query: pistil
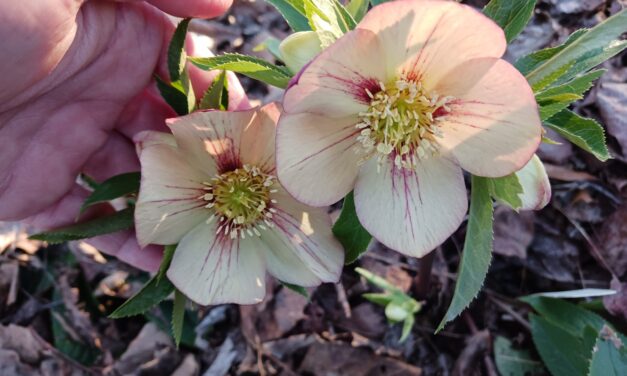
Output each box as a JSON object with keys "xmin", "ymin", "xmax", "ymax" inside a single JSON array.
[
  {"xmin": 200, "ymin": 164, "xmax": 277, "ymax": 239},
  {"xmin": 356, "ymin": 77, "xmax": 453, "ymax": 169}
]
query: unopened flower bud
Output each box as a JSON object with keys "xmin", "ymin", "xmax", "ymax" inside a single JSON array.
[{"xmin": 279, "ymin": 31, "xmax": 323, "ymax": 74}]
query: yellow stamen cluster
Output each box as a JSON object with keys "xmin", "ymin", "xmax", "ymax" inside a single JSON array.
[
  {"xmin": 356, "ymin": 78, "xmax": 453, "ymax": 169},
  {"xmin": 201, "ymin": 164, "xmax": 277, "ymax": 239}
]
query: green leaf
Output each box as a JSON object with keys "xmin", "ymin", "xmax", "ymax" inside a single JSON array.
[
  {"xmin": 520, "ymin": 296, "xmax": 626, "ymax": 340},
  {"xmin": 400, "ymin": 313, "xmax": 414, "ymax": 343},
  {"xmin": 588, "ymin": 326, "xmax": 627, "ymax": 376},
  {"xmin": 544, "ymin": 110, "xmax": 610, "ymax": 161},
  {"xmin": 437, "ymin": 176, "xmax": 494, "ymax": 332},
  {"xmin": 369, "ymin": 0, "xmax": 389, "ymax": 5},
  {"xmin": 536, "ymin": 70, "xmax": 605, "ymax": 120},
  {"xmin": 346, "ymin": 0, "xmax": 369, "ymax": 22},
  {"xmin": 179, "ymin": 68, "xmax": 196, "ymax": 113},
  {"xmin": 358, "ymin": 267, "xmax": 420, "ymax": 343},
  {"xmin": 538, "ymin": 93, "xmax": 583, "ymax": 120},
  {"xmin": 80, "ymin": 172, "xmax": 140, "ymax": 213},
  {"xmin": 146, "ymin": 300, "xmax": 197, "ymax": 348},
  {"xmin": 189, "ymin": 54, "xmax": 292, "ymax": 89},
  {"xmin": 157, "ymin": 244, "xmax": 177, "ymax": 282},
  {"xmin": 494, "ymin": 336, "xmax": 544, "ymax": 376},
  {"xmin": 265, "ymin": 0, "xmax": 311, "ymax": 32},
  {"xmin": 168, "ymin": 18, "xmax": 191, "ymax": 83},
  {"xmin": 483, "ymin": 0, "xmax": 537, "ymax": 43},
  {"xmin": 199, "ymin": 70, "xmax": 229, "ymax": 110},
  {"xmin": 331, "ymin": 0, "xmax": 357, "ymax": 32},
  {"xmin": 254, "ymin": 36, "xmax": 283, "ymax": 60},
  {"xmin": 516, "ymin": 30, "xmax": 586, "ymax": 76},
  {"xmin": 155, "ymin": 74, "xmax": 190, "ymax": 115},
  {"xmin": 51, "ymin": 290, "xmax": 101, "ymax": 366},
  {"xmin": 521, "ymin": 9, "xmax": 627, "ymax": 90},
  {"xmin": 530, "ymin": 314, "xmax": 593, "ymax": 376},
  {"xmin": 535, "ymin": 288, "xmax": 617, "ymax": 299},
  {"xmin": 304, "ymin": 0, "xmax": 343, "ymax": 45},
  {"xmin": 333, "ymin": 192, "xmax": 372, "ymax": 264},
  {"xmin": 362, "ymin": 292, "xmax": 394, "ymax": 306},
  {"xmin": 109, "ymin": 276, "xmax": 175, "ymax": 318},
  {"xmin": 281, "ymin": 281, "xmax": 309, "ymax": 298},
  {"xmin": 487, "ymin": 173, "xmax": 523, "ymax": 210},
  {"xmin": 356, "ymin": 267, "xmax": 403, "ymax": 295},
  {"xmin": 30, "ymin": 208, "xmax": 134, "ymax": 243},
  {"xmin": 172, "ymin": 290, "xmax": 186, "ymax": 348}
]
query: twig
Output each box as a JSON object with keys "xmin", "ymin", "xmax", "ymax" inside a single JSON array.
[
  {"xmin": 363, "ymin": 252, "xmax": 457, "ymax": 280},
  {"xmin": 555, "ymin": 206, "xmax": 618, "ymax": 279},
  {"xmin": 462, "ymin": 313, "xmax": 498, "ymax": 376},
  {"xmin": 242, "ymin": 334, "xmax": 298, "ymax": 376},
  {"xmin": 29, "ymin": 327, "xmax": 98, "ymax": 375},
  {"xmin": 335, "ymin": 282, "xmax": 351, "ymax": 318},
  {"xmin": 488, "ymin": 295, "xmax": 531, "ymax": 331},
  {"xmin": 412, "ymin": 251, "xmax": 435, "ymax": 300}
]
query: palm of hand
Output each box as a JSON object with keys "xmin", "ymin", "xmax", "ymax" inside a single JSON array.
[{"xmin": 0, "ymin": 0, "xmax": 239, "ymax": 270}]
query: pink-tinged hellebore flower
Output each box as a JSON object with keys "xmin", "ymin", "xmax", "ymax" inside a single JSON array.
[
  {"xmin": 276, "ymin": 0, "xmax": 542, "ymax": 257},
  {"xmin": 516, "ymin": 155, "xmax": 551, "ymax": 211},
  {"xmin": 134, "ymin": 104, "xmax": 344, "ymax": 305}
]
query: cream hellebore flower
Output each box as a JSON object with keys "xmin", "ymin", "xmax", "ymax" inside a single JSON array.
[
  {"xmin": 516, "ymin": 154, "xmax": 551, "ymax": 211},
  {"xmin": 276, "ymin": 0, "xmax": 543, "ymax": 257},
  {"xmin": 134, "ymin": 104, "xmax": 343, "ymax": 305}
]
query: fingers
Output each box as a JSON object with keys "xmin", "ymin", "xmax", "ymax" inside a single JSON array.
[
  {"xmin": 83, "ymin": 131, "xmax": 141, "ymax": 181},
  {"xmin": 88, "ymin": 232, "xmax": 162, "ymax": 272},
  {"xmin": 145, "ymin": 0, "xmax": 233, "ymax": 19},
  {"xmin": 114, "ymin": 87, "xmax": 173, "ymax": 140},
  {"xmin": 0, "ymin": 103, "xmax": 110, "ymax": 220},
  {"xmin": 24, "ymin": 183, "xmax": 162, "ymax": 272}
]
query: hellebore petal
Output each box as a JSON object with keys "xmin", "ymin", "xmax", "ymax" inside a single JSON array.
[
  {"xmin": 516, "ymin": 154, "xmax": 551, "ymax": 210},
  {"xmin": 279, "ymin": 31, "xmax": 324, "ymax": 74},
  {"xmin": 357, "ymin": 0, "xmax": 506, "ymax": 87},
  {"xmin": 166, "ymin": 109, "xmax": 256, "ymax": 174},
  {"xmin": 435, "ymin": 58, "xmax": 541, "ymax": 177},
  {"xmin": 283, "ymin": 28, "xmax": 386, "ymax": 118},
  {"xmin": 353, "ymin": 156, "xmax": 467, "ymax": 257},
  {"xmin": 240, "ymin": 103, "xmax": 281, "ymax": 173},
  {"xmin": 261, "ymin": 188, "xmax": 344, "ymax": 284},
  {"xmin": 134, "ymin": 132, "xmax": 210, "ymax": 247},
  {"xmin": 276, "ymin": 113, "xmax": 363, "ymax": 206},
  {"xmin": 167, "ymin": 221, "xmax": 266, "ymax": 305}
]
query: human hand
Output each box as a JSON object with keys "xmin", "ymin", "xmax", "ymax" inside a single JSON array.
[{"xmin": 0, "ymin": 0, "xmax": 249, "ymax": 271}]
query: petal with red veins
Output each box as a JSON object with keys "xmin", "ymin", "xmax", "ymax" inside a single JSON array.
[
  {"xmin": 516, "ymin": 154, "xmax": 551, "ymax": 210},
  {"xmin": 261, "ymin": 189, "xmax": 344, "ymax": 284},
  {"xmin": 358, "ymin": 0, "xmax": 506, "ymax": 88},
  {"xmin": 276, "ymin": 113, "xmax": 363, "ymax": 206},
  {"xmin": 135, "ymin": 133, "xmax": 210, "ymax": 247},
  {"xmin": 354, "ymin": 156, "xmax": 467, "ymax": 257},
  {"xmin": 166, "ymin": 109, "xmax": 256, "ymax": 174},
  {"xmin": 240, "ymin": 103, "xmax": 280, "ymax": 173},
  {"xmin": 283, "ymin": 28, "xmax": 386, "ymax": 118},
  {"xmin": 435, "ymin": 58, "xmax": 541, "ymax": 177},
  {"xmin": 167, "ymin": 221, "xmax": 266, "ymax": 305}
]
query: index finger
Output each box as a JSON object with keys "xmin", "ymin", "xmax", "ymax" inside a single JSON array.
[{"xmin": 144, "ymin": 0, "xmax": 232, "ymax": 18}]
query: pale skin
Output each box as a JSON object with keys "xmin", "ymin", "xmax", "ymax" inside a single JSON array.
[{"xmin": 0, "ymin": 0, "xmax": 248, "ymax": 271}]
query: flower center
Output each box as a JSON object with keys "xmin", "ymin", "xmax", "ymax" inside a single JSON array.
[
  {"xmin": 356, "ymin": 78, "xmax": 454, "ymax": 169},
  {"xmin": 201, "ymin": 164, "xmax": 277, "ymax": 239}
]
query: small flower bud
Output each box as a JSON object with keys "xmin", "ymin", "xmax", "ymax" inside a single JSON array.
[
  {"xmin": 279, "ymin": 31, "xmax": 323, "ymax": 74},
  {"xmin": 385, "ymin": 302, "xmax": 409, "ymax": 323}
]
